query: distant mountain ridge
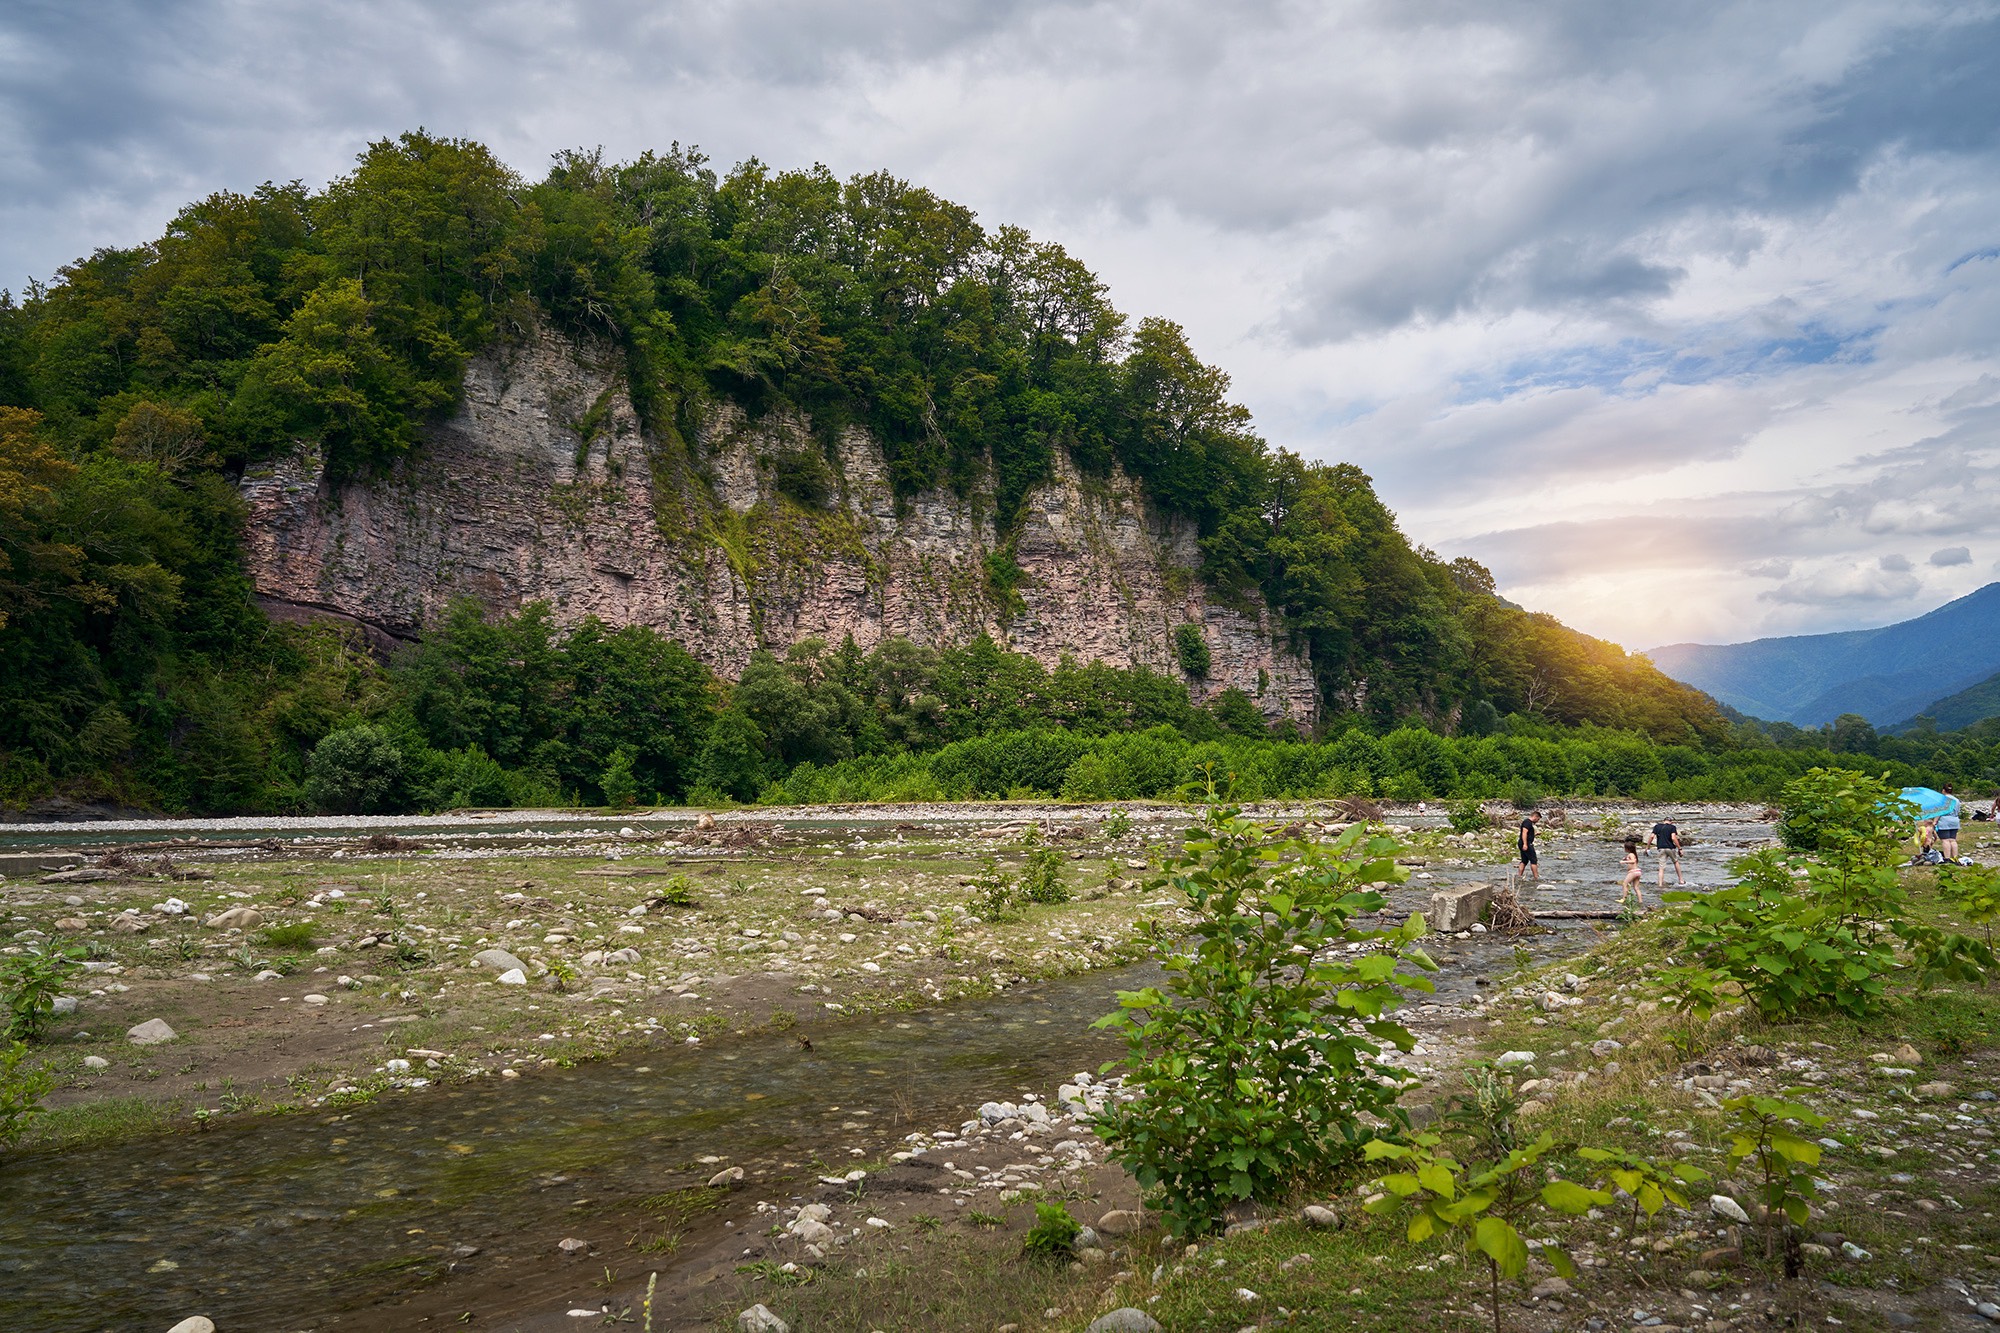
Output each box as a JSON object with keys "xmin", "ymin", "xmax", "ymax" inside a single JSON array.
[
  {"xmin": 1899, "ymin": 667, "xmax": 2000, "ymax": 732},
  {"xmin": 1645, "ymin": 583, "xmax": 2000, "ymax": 727}
]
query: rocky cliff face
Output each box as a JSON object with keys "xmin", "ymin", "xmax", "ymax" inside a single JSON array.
[{"xmin": 239, "ymin": 326, "xmax": 1318, "ymax": 724}]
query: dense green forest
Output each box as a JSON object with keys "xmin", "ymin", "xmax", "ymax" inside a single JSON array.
[{"xmin": 2, "ymin": 130, "xmax": 1993, "ymax": 814}]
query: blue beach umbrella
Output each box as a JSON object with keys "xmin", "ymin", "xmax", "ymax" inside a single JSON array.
[{"xmin": 1898, "ymin": 786, "xmax": 1958, "ymax": 820}]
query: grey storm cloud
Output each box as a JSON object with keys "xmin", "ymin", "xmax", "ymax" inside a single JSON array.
[
  {"xmin": 1931, "ymin": 546, "xmax": 1973, "ymax": 566},
  {"xmin": 6, "ymin": 1, "xmax": 2000, "ymax": 647}
]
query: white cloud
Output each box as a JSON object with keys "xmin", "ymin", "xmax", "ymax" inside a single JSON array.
[
  {"xmin": 1931, "ymin": 545, "xmax": 1973, "ymax": 566},
  {"xmin": 4, "ymin": 0, "xmax": 2000, "ymax": 650}
]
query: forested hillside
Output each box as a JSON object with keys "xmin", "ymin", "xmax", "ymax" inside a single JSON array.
[{"xmin": 0, "ymin": 131, "xmax": 1825, "ymax": 814}]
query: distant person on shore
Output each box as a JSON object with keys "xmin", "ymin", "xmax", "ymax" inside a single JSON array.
[
  {"xmin": 1621, "ymin": 837, "xmax": 1644, "ymax": 907},
  {"xmin": 1938, "ymin": 785, "xmax": 1962, "ymax": 862},
  {"xmin": 1514, "ymin": 810, "xmax": 1541, "ymax": 889},
  {"xmin": 1651, "ymin": 815, "xmax": 1684, "ymax": 887}
]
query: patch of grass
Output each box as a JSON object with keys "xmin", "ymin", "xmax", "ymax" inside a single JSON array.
[
  {"xmin": 20, "ymin": 1094, "xmax": 182, "ymax": 1149},
  {"xmin": 257, "ymin": 922, "xmax": 319, "ymax": 951},
  {"xmin": 717, "ymin": 1233, "xmax": 1089, "ymax": 1333}
]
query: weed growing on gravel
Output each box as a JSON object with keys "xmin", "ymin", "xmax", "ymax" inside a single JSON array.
[
  {"xmin": 258, "ymin": 922, "xmax": 319, "ymax": 950},
  {"xmin": 1022, "ymin": 1201, "xmax": 1080, "ymax": 1259},
  {"xmin": 0, "ymin": 1040, "xmax": 55, "ymax": 1147},
  {"xmin": 2, "ymin": 943, "xmax": 82, "ymax": 1042}
]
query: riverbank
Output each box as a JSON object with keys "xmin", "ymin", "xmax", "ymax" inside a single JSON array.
[
  {"xmin": 4, "ymin": 799, "xmax": 1702, "ymax": 1147},
  {"xmin": 0, "ymin": 801, "xmax": 1809, "ymax": 1329},
  {"xmin": 685, "ymin": 822, "xmax": 2000, "ymax": 1333}
]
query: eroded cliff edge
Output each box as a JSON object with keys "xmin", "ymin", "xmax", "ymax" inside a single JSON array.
[{"xmin": 240, "ymin": 326, "xmax": 1317, "ymax": 724}]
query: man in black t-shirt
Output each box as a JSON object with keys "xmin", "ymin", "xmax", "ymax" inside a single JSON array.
[
  {"xmin": 1651, "ymin": 817, "xmax": 1684, "ymax": 887},
  {"xmin": 1514, "ymin": 810, "xmax": 1541, "ymax": 888}
]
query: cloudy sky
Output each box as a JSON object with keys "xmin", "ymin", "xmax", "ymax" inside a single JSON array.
[{"xmin": 6, "ymin": 1, "xmax": 1999, "ymax": 651}]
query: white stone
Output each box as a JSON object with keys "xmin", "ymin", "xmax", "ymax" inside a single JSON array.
[
  {"xmin": 737, "ymin": 1306, "xmax": 789, "ymax": 1333},
  {"xmin": 1709, "ymin": 1195, "xmax": 1750, "ymax": 1224},
  {"xmin": 496, "ymin": 968, "xmax": 528, "ymax": 986},
  {"xmin": 166, "ymin": 1319, "xmax": 217, "ymax": 1333},
  {"xmin": 126, "ymin": 1018, "xmax": 176, "ymax": 1045}
]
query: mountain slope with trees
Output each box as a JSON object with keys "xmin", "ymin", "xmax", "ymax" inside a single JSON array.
[
  {"xmin": 1647, "ymin": 583, "xmax": 2000, "ymax": 727},
  {"xmin": 3, "ymin": 132, "xmax": 1739, "ymax": 812}
]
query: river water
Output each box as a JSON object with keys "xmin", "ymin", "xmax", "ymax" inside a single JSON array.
[{"xmin": 0, "ymin": 964, "xmax": 1158, "ymax": 1332}]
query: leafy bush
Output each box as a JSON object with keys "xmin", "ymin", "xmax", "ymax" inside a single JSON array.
[
  {"xmin": 1022, "ymin": 1201, "xmax": 1081, "ymax": 1259},
  {"xmin": 1774, "ymin": 767, "xmax": 1911, "ymax": 856},
  {"xmin": 1174, "ymin": 623, "xmax": 1211, "ymax": 679},
  {"xmin": 257, "ymin": 922, "xmax": 319, "ymax": 951},
  {"xmin": 1367, "ymin": 1125, "xmax": 1703, "ymax": 1333},
  {"xmin": 1091, "ymin": 808, "xmax": 1437, "ymax": 1235},
  {"xmin": 2, "ymin": 944, "xmax": 81, "ymax": 1043},
  {"xmin": 1507, "ymin": 779, "xmax": 1543, "ymax": 811},
  {"xmin": 1102, "ymin": 808, "xmax": 1134, "ymax": 839},
  {"xmin": 965, "ymin": 857, "xmax": 1017, "ymax": 921},
  {"xmin": 1665, "ymin": 768, "xmax": 1992, "ymax": 1021},
  {"xmin": 1447, "ymin": 798, "xmax": 1491, "ymax": 834},
  {"xmin": 600, "ymin": 746, "xmax": 640, "ymax": 807},
  {"xmin": 0, "ymin": 1041, "xmax": 55, "ymax": 1149},
  {"xmin": 1019, "ymin": 848, "xmax": 1070, "ymax": 904},
  {"xmin": 303, "ymin": 724, "xmax": 407, "ymax": 814},
  {"xmin": 1722, "ymin": 1093, "xmax": 1826, "ymax": 1277}
]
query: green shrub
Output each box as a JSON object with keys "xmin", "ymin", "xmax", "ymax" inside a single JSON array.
[
  {"xmin": 257, "ymin": 922, "xmax": 319, "ymax": 951},
  {"xmin": 1507, "ymin": 779, "xmax": 1543, "ymax": 811},
  {"xmin": 965, "ymin": 857, "xmax": 1017, "ymax": 921},
  {"xmin": 1092, "ymin": 808, "xmax": 1436, "ymax": 1236},
  {"xmin": 1664, "ymin": 767, "xmax": 1992, "ymax": 1021},
  {"xmin": 303, "ymin": 724, "xmax": 407, "ymax": 814},
  {"xmin": 1722, "ymin": 1093, "xmax": 1826, "ymax": 1278},
  {"xmin": 1022, "ymin": 1201, "xmax": 1081, "ymax": 1259},
  {"xmin": 1019, "ymin": 848, "xmax": 1069, "ymax": 904},
  {"xmin": 1174, "ymin": 623, "xmax": 1210, "ymax": 679},
  {"xmin": 2, "ymin": 944, "xmax": 81, "ymax": 1043},
  {"xmin": 600, "ymin": 745, "xmax": 640, "ymax": 808},
  {"xmin": 0, "ymin": 1041, "xmax": 55, "ymax": 1149},
  {"xmin": 1447, "ymin": 798, "xmax": 1490, "ymax": 834}
]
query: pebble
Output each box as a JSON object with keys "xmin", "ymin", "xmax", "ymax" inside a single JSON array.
[
  {"xmin": 302, "ymin": 994, "xmax": 328, "ymax": 1006},
  {"xmin": 1300, "ymin": 1205, "xmax": 1340, "ymax": 1228},
  {"xmin": 1096, "ymin": 1209, "xmax": 1146, "ymax": 1236},
  {"xmin": 1086, "ymin": 1311, "xmax": 1163, "ymax": 1333},
  {"xmin": 708, "ymin": 1166, "xmax": 745, "ymax": 1188},
  {"xmin": 1495, "ymin": 1051, "xmax": 1537, "ymax": 1067},
  {"xmin": 1709, "ymin": 1195, "xmax": 1750, "ymax": 1224},
  {"xmin": 496, "ymin": 969, "xmax": 528, "ymax": 986},
  {"xmin": 83, "ymin": 1055, "xmax": 109, "ymax": 1069},
  {"xmin": 254, "ymin": 969, "xmax": 281, "ymax": 981},
  {"xmin": 1530, "ymin": 1277, "xmax": 1571, "ymax": 1298},
  {"xmin": 166, "ymin": 1319, "xmax": 216, "ymax": 1333},
  {"xmin": 51, "ymin": 996, "xmax": 77, "ymax": 1014},
  {"xmin": 474, "ymin": 948, "xmax": 529, "ymax": 974},
  {"xmin": 557, "ymin": 1237, "xmax": 590, "ymax": 1254},
  {"xmin": 126, "ymin": 1018, "xmax": 176, "ymax": 1046},
  {"xmin": 737, "ymin": 1305, "xmax": 789, "ymax": 1333}
]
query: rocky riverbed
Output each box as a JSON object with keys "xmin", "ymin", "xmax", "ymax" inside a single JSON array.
[{"xmin": 0, "ymin": 801, "xmax": 1794, "ymax": 1329}]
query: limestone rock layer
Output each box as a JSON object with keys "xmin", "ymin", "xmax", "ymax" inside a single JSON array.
[{"xmin": 240, "ymin": 328, "xmax": 1317, "ymax": 725}]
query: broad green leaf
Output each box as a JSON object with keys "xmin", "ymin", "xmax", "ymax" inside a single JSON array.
[
  {"xmin": 1542, "ymin": 1179, "xmax": 1608, "ymax": 1214},
  {"xmin": 1416, "ymin": 1162, "xmax": 1457, "ymax": 1199},
  {"xmin": 1473, "ymin": 1216, "xmax": 1530, "ymax": 1278}
]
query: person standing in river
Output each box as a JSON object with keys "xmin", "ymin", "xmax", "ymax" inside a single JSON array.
[
  {"xmin": 1514, "ymin": 810, "xmax": 1541, "ymax": 889},
  {"xmin": 1651, "ymin": 815, "xmax": 1684, "ymax": 887},
  {"xmin": 1621, "ymin": 837, "xmax": 1644, "ymax": 909}
]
